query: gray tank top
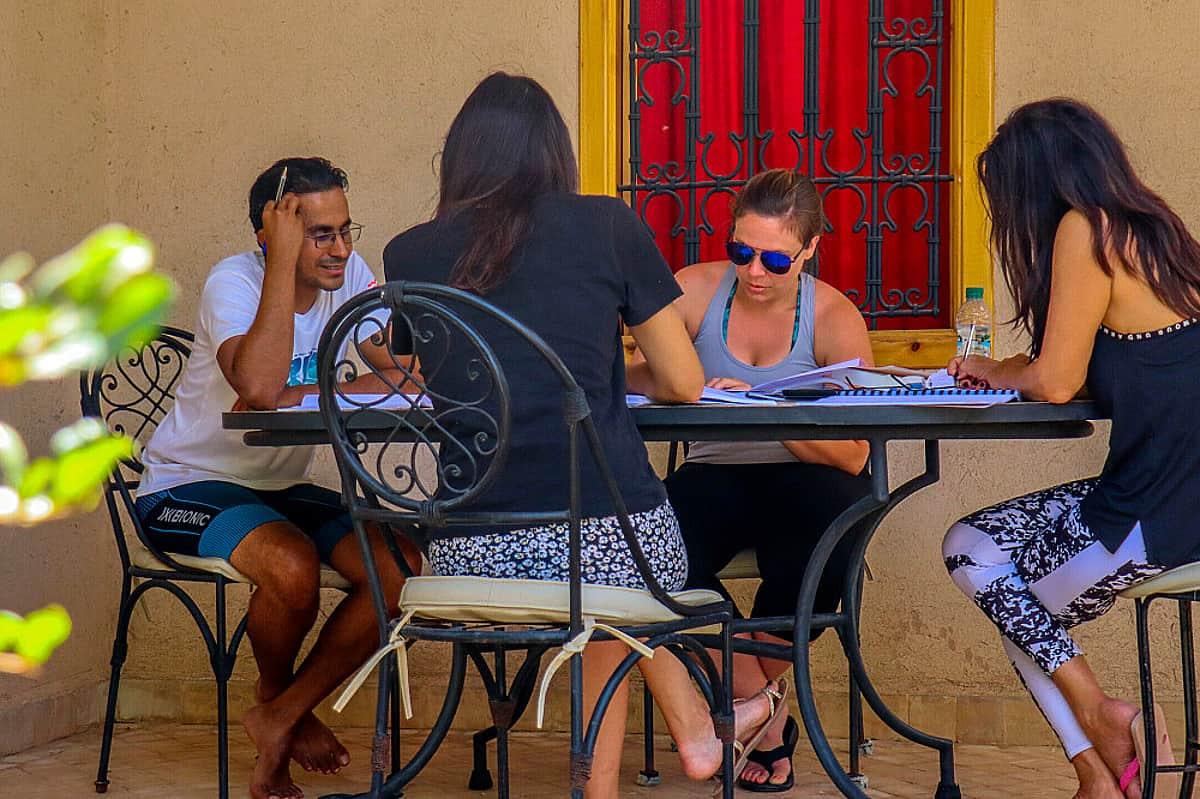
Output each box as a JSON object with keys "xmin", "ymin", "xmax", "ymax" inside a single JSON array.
[{"xmin": 688, "ymin": 265, "xmax": 819, "ymax": 464}]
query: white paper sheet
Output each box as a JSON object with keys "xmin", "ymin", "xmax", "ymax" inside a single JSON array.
[{"xmin": 288, "ymin": 393, "xmax": 433, "ymax": 411}]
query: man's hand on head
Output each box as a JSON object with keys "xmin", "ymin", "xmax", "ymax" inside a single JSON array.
[{"xmin": 260, "ymin": 193, "xmax": 305, "ymax": 272}]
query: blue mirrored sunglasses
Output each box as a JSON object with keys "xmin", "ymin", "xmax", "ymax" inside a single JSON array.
[{"xmin": 725, "ymin": 241, "xmax": 798, "ymax": 275}]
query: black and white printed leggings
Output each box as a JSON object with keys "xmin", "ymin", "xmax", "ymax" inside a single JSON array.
[{"xmin": 943, "ymin": 479, "xmax": 1164, "ymax": 758}]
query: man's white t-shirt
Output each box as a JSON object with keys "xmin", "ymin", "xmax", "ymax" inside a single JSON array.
[{"xmin": 140, "ymin": 250, "xmax": 379, "ymax": 494}]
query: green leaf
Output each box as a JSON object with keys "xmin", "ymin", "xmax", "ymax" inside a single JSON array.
[
  {"xmin": 0, "ymin": 252, "xmax": 35, "ymax": 284},
  {"xmin": 31, "ymin": 226, "xmax": 156, "ymax": 305},
  {"xmin": 50, "ymin": 435, "xmax": 133, "ymax": 506},
  {"xmin": 95, "ymin": 273, "xmax": 174, "ymax": 347},
  {"xmin": 0, "ymin": 611, "xmax": 21, "ymax": 651},
  {"xmin": 16, "ymin": 458, "xmax": 54, "ymax": 499},
  {"xmin": 0, "ymin": 306, "xmax": 53, "ymax": 356},
  {"xmin": 0, "ymin": 423, "xmax": 28, "ymax": 484},
  {"xmin": 0, "ymin": 355, "xmax": 25, "ymax": 385},
  {"xmin": 14, "ymin": 605, "xmax": 72, "ymax": 664}
]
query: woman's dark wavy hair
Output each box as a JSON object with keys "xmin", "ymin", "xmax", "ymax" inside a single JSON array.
[
  {"xmin": 978, "ymin": 98, "xmax": 1200, "ymax": 355},
  {"xmin": 437, "ymin": 72, "xmax": 579, "ymax": 293}
]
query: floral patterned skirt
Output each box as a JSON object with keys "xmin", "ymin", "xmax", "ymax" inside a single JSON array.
[{"xmin": 428, "ymin": 501, "xmax": 687, "ymax": 591}]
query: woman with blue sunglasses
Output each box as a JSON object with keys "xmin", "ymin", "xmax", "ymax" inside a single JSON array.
[{"xmin": 634, "ymin": 168, "xmax": 874, "ymax": 791}]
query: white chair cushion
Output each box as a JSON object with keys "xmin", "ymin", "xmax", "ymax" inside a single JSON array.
[
  {"xmin": 399, "ymin": 575, "xmax": 725, "ymax": 625},
  {"xmin": 129, "ymin": 540, "xmax": 353, "ymax": 591},
  {"xmin": 1121, "ymin": 562, "xmax": 1200, "ymax": 598}
]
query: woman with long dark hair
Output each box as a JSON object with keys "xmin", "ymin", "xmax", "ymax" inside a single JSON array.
[
  {"xmin": 383, "ymin": 72, "xmax": 784, "ymax": 798},
  {"xmin": 944, "ymin": 98, "xmax": 1200, "ymax": 799}
]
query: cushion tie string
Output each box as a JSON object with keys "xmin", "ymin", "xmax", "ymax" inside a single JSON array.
[
  {"xmin": 535, "ymin": 617, "xmax": 655, "ymax": 728},
  {"xmin": 333, "ymin": 609, "xmax": 417, "ymax": 719}
]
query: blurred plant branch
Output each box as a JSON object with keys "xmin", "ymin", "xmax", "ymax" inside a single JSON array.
[{"xmin": 1, "ymin": 225, "xmax": 173, "ymax": 674}]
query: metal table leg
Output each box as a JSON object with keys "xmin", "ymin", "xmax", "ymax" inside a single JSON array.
[{"xmin": 792, "ymin": 439, "xmax": 961, "ymax": 799}]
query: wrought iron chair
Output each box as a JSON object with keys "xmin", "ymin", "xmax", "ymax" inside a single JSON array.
[
  {"xmin": 315, "ymin": 282, "xmax": 741, "ymax": 799},
  {"xmin": 80, "ymin": 326, "xmax": 352, "ymax": 798},
  {"xmin": 1120, "ymin": 565, "xmax": 1200, "ymax": 796},
  {"xmin": 633, "ymin": 442, "xmax": 875, "ymax": 790}
]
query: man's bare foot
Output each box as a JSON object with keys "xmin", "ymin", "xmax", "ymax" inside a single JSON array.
[
  {"xmin": 244, "ymin": 704, "xmax": 304, "ymax": 799},
  {"xmin": 738, "ymin": 709, "xmax": 791, "ymax": 787},
  {"xmin": 291, "ymin": 713, "xmax": 350, "ymax": 775},
  {"xmin": 254, "ymin": 679, "xmax": 347, "ymax": 775},
  {"xmin": 674, "ymin": 680, "xmax": 777, "ymax": 781},
  {"xmin": 1070, "ymin": 747, "xmax": 1126, "ymax": 799},
  {"xmin": 1082, "ymin": 698, "xmax": 1142, "ymax": 799}
]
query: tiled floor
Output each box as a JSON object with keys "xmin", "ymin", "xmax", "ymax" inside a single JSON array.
[{"xmin": 0, "ymin": 722, "xmax": 1082, "ymax": 798}]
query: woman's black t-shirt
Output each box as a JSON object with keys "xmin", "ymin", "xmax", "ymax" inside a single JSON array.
[{"xmin": 382, "ymin": 193, "xmax": 679, "ymax": 537}]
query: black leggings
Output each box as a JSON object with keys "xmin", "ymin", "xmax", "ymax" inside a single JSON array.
[{"xmin": 664, "ymin": 460, "xmax": 871, "ymax": 641}]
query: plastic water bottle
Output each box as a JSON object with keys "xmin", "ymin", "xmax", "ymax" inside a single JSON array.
[{"xmin": 955, "ymin": 287, "xmax": 992, "ymax": 359}]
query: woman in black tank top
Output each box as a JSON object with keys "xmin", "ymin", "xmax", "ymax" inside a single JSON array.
[{"xmin": 943, "ymin": 98, "xmax": 1200, "ymax": 799}]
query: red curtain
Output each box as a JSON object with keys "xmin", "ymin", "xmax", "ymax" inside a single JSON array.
[{"xmin": 633, "ymin": 0, "xmax": 951, "ymax": 329}]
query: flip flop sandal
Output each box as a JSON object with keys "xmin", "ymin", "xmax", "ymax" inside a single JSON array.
[
  {"xmin": 737, "ymin": 715, "xmax": 800, "ymax": 793},
  {"xmin": 714, "ymin": 679, "xmax": 790, "ymax": 789},
  {"xmin": 1123, "ymin": 703, "xmax": 1177, "ymax": 797}
]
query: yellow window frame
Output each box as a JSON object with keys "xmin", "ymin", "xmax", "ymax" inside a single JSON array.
[{"xmin": 580, "ymin": 0, "xmax": 995, "ymax": 368}]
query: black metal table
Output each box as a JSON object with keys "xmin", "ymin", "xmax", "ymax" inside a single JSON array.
[{"xmin": 224, "ymin": 400, "xmax": 1100, "ymax": 799}]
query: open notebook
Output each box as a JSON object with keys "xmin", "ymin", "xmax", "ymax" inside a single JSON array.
[
  {"xmin": 626, "ymin": 387, "xmax": 1018, "ymax": 408},
  {"xmin": 746, "ymin": 358, "xmax": 957, "ymax": 395},
  {"xmin": 811, "ymin": 388, "xmax": 1019, "ymax": 407},
  {"xmin": 626, "ymin": 360, "xmax": 1019, "ymax": 408}
]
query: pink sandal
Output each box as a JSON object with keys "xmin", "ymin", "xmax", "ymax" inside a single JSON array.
[
  {"xmin": 1118, "ymin": 758, "xmax": 1140, "ymax": 793},
  {"xmin": 1123, "ymin": 704, "xmax": 1177, "ymax": 796}
]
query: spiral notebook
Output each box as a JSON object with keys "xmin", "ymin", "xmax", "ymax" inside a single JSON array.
[{"xmin": 812, "ymin": 387, "xmax": 1020, "ymax": 407}]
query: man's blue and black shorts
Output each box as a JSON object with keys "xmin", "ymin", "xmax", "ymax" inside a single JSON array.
[{"xmin": 135, "ymin": 481, "xmax": 354, "ymax": 562}]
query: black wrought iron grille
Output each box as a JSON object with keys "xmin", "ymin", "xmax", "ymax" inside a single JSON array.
[{"xmin": 621, "ymin": 0, "xmax": 952, "ymax": 329}]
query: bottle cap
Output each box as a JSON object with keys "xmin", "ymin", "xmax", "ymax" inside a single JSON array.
[{"xmin": 965, "ymin": 287, "xmax": 984, "ymax": 300}]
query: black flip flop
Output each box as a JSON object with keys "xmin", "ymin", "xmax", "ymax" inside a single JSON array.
[{"xmin": 737, "ymin": 715, "xmax": 799, "ymax": 793}]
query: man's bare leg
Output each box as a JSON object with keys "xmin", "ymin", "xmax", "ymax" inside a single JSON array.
[
  {"xmin": 257, "ymin": 685, "xmax": 346, "ymax": 775},
  {"xmin": 243, "ymin": 530, "xmax": 343, "ymax": 777},
  {"xmin": 230, "ymin": 522, "xmax": 322, "ymax": 799},
  {"xmin": 241, "ymin": 525, "xmax": 415, "ymax": 799}
]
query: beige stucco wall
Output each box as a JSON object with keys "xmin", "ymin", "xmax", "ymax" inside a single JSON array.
[
  {"xmin": 0, "ymin": 1, "xmax": 117, "ymax": 754},
  {"xmin": 0, "ymin": 0, "xmax": 580, "ymax": 754},
  {"xmin": 3, "ymin": 0, "xmax": 1200, "ymax": 758}
]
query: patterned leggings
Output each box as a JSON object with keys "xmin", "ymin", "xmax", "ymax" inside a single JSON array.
[{"xmin": 942, "ymin": 479, "xmax": 1164, "ymax": 758}]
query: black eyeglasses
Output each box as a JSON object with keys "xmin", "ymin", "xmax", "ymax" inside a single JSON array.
[
  {"xmin": 305, "ymin": 224, "xmax": 363, "ymax": 250},
  {"xmin": 725, "ymin": 240, "xmax": 800, "ymax": 275}
]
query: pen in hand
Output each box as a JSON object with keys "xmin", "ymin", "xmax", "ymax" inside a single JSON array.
[
  {"xmin": 961, "ymin": 322, "xmax": 977, "ymax": 361},
  {"xmin": 257, "ymin": 167, "xmax": 291, "ymax": 260},
  {"xmin": 956, "ymin": 323, "xmax": 980, "ymax": 388}
]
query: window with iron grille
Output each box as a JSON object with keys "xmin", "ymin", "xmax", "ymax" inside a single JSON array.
[
  {"xmin": 580, "ymin": 0, "xmax": 995, "ymax": 365},
  {"xmin": 625, "ymin": 0, "xmax": 951, "ymax": 331}
]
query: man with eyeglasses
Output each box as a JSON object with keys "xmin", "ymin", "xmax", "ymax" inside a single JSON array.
[{"xmin": 136, "ymin": 157, "xmax": 418, "ymax": 799}]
